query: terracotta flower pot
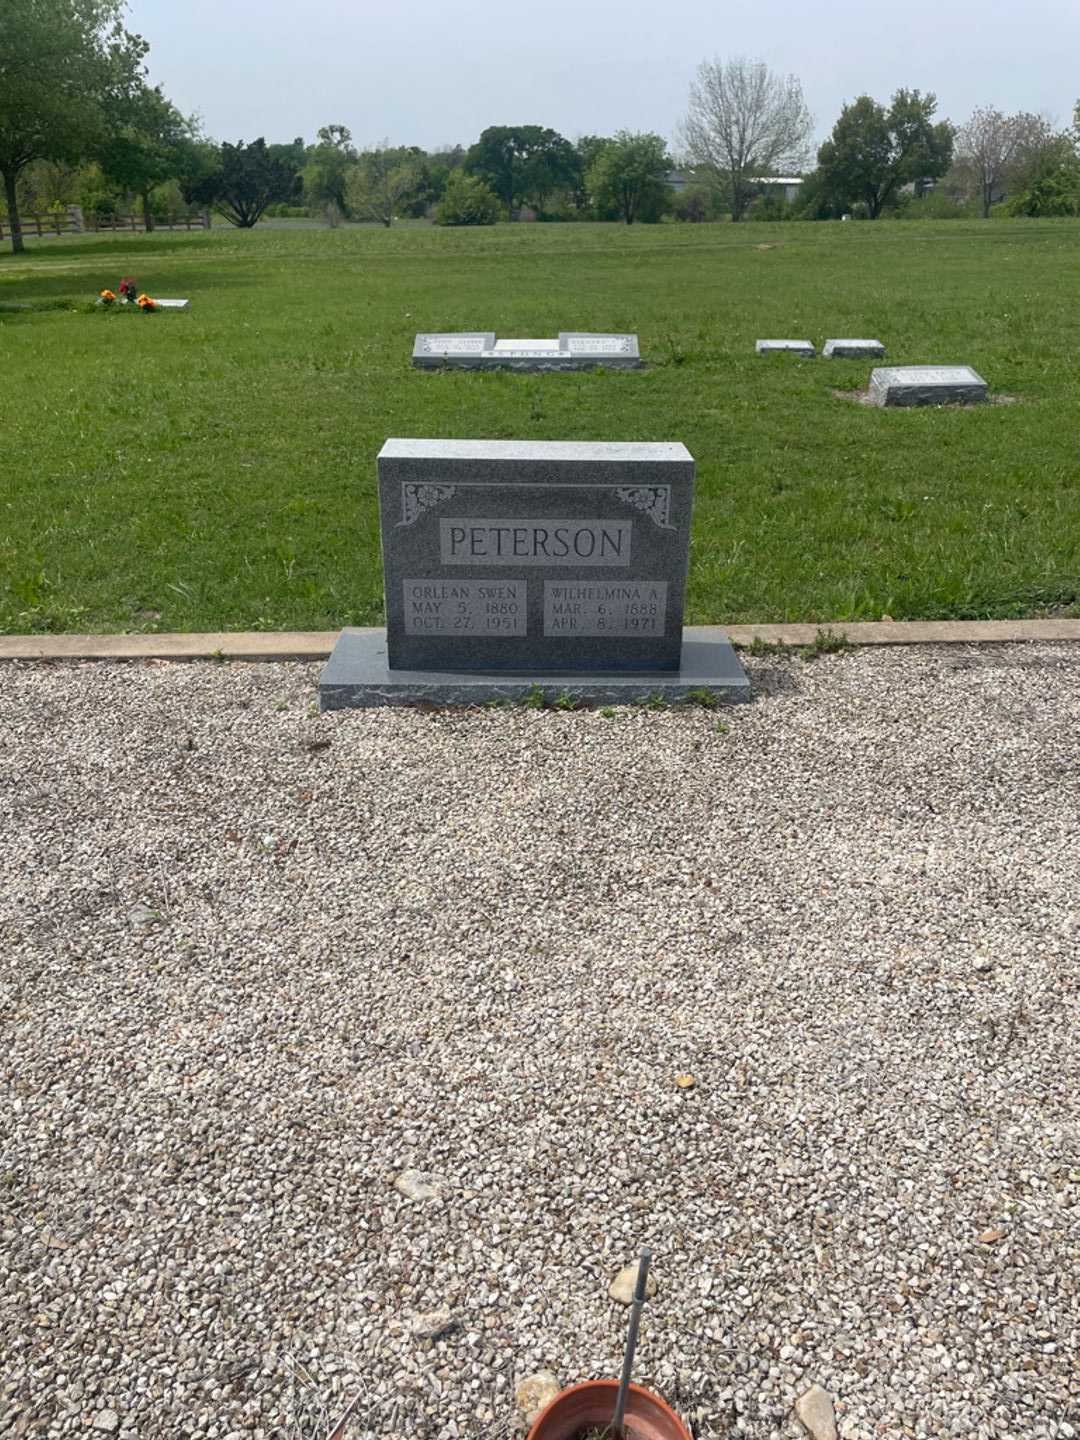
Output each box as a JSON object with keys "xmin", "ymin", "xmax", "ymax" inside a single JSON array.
[{"xmin": 526, "ymin": 1379, "xmax": 691, "ymax": 1440}]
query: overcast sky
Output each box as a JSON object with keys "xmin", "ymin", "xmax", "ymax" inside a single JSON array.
[{"xmin": 128, "ymin": 0, "xmax": 1079, "ymax": 153}]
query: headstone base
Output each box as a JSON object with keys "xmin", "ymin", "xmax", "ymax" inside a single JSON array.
[{"xmin": 319, "ymin": 627, "xmax": 750, "ymax": 709}]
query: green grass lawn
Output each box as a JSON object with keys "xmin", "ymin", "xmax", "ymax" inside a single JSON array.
[{"xmin": 2, "ymin": 218, "xmax": 1079, "ymax": 634}]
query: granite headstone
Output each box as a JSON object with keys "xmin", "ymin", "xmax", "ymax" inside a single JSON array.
[
  {"xmin": 412, "ymin": 332, "xmax": 641, "ymax": 371},
  {"xmin": 823, "ymin": 338, "xmax": 885, "ymax": 359},
  {"xmin": 869, "ymin": 365, "xmax": 988, "ymax": 407},
  {"xmin": 756, "ymin": 339, "xmax": 816, "ymax": 357},
  {"xmin": 319, "ymin": 440, "xmax": 748, "ymax": 707}
]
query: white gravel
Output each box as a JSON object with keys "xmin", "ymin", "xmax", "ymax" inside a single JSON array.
[{"xmin": 1, "ymin": 645, "xmax": 1077, "ymax": 1440}]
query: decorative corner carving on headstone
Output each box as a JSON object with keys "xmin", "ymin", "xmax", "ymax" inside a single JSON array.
[
  {"xmin": 398, "ymin": 482, "xmax": 457, "ymax": 528},
  {"xmin": 616, "ymin": 485, "xmax": 673, "ymax": 530}
]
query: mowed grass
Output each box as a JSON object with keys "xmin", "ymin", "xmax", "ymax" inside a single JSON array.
[{"xmin": 1, "ymin": 218, "xmax": 1079, "ymax": 634}]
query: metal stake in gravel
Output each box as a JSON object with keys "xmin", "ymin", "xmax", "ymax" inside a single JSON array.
[{"xmin": 612, "ymin": 1249, "xmax": 652, "ymax": 1436}]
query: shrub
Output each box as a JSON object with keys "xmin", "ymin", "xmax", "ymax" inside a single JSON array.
[
  {"xmin": 435, "ymin": 172, "xmax": 500, "ymax": 226},
  {"xmin": 672, "ymin": 184, "xmax": 723, "ymax": 222},
  {"xmin": 894, "ymin": 190, "xmax": 971, "ymax": 220}
]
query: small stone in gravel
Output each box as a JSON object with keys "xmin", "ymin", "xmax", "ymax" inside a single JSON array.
[
  {"xmin": 609, "ymin": 1263, "xmax": 658, "ymax": 1305},
  {"xmin": 412, "ymin": 1307, "xmax": 455, "ymax": 1339},
  {"xmin": 394, "ymin": 1168, "xmax": 445, "ymax": 1202},
  {"xmin": 92, "ymin": 1412, "xmax": 120, "ymax": 1434},
  {"xmin": 515, "ymin": 1370, "xmax": 560, "ymax": 1423},
  {"xmin": 675, "ymin": 1073, "xmax": 695, "ymax": 1089},
  {"xmin": 979, "ymin": 1227, "xmax": 1007, "ymax": 1244},
  {"xmin": 795, "ymin": 1384, "xmax": 837, "ymax": 1440}
]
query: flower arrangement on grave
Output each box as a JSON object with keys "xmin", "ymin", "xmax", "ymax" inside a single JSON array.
[
  {"xmin": 99, "ymin": 289, "xmax": 117, "ymax": 305},
  {"xmin": 118, "ymin": 277, "xmax": 138, "ymax": 303},
  {"xmin": 136, "ymin": 293, "xmax": 158, "ymax": 312}
]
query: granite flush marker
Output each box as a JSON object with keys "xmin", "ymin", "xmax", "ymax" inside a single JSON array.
[
  {"xmin": 869, "ymin": 365, "xmax": 989, "ymax": 407},
  {"xmin": 319, "ymin": 439, "xmax": 748, "ymax": 708},
  {"xmin": 412, "ymin": 332, "xmax": 641, "ymax": 371}
]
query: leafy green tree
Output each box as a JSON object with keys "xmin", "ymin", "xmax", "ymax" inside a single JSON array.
[
  {"xmin": 0, "ymin": 0, "xmax": 147, "ymax": 253},
  {"xmin": 465, "ymin": 125, "xmax": 580, "ymax": 218},
  {"xmin": 1004, "ymin": 134, "xmax": 1080, "ymax": 216},
  {"xmin": 345, "ymin": 143, "xmax": 419, "ymax": 226},
  {"xmin": 191, "ymin": 138, "xmax": 297, "ymax": 228},
  {"xmin": 435, "ymin": 171, "xmax": 500, "ymax": 225},
  {"xmin": 586, "ymin": 131, "xmax": 672, "ymax": 224},
  {"xmin": 815, "ymin": 90, "xmax": 953, "ymax": 218},
  {"xmin": 97, "ymin": 81, "xmax": 191, "ymax": 230},
  {"xmin": 302, "ymin": 127, "xmax": 356, "ymax": 217}
]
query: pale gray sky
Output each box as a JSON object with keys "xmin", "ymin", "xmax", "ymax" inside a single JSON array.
[{"xmin": 129, "ymin": 0, "xmax": 1079, "ymax": 152}]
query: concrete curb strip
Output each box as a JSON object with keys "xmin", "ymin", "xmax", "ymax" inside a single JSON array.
[{"xmin": 0, "ymin": 618, "xmax": 1078, "ymax": 663}]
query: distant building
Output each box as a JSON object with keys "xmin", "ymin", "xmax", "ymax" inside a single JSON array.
[
  {"xmin": 665, "ymin": 171, "xmax": 692, "ymax": 193},
  {"xmin": 748, "ymin": 176, "xmax": 804, "ymax": 204}
]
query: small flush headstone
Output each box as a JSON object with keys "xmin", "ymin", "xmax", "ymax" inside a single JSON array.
[
  {"xmin": 756, "ymin": 339, "xmax": 816, "ymax": 357},
  {"xmin": 869, "ymin": 365, "xmax": 988, "ymax": 407},
  {"xmin": 823, "ymin": 338, "xmax": 884, "ymax": 359}
]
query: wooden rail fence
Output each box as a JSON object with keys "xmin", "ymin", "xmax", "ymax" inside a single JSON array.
[{"xmin": 0, "ymin": 206, "xmax": 210, "ymax": 241}]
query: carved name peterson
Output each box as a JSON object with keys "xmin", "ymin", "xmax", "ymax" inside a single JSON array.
[{"xmin": 439, "ymin": 518, "xmax": 632, "ymax": 567}]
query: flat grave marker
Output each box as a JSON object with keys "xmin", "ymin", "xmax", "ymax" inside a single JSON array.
[
  {"xmin": 756, "ymin": 339, "xmax": 816, "ymax": 357},
  {"xmin": 412, "ymin": 332, "xmax": 641, "ymax": 371},
  {"xmin": 152, "ymin": 298, "xmax": 190, "ymax": 310},
  {"xmin": 823, "ymin": 338, "xmax": 885, "ymax": 359},
  {"xmin": 319, "ymin": 439, "xmax": 748, "ymax": 707},
  {"xmin": 869, "ymin": 365, "xmax": 988, "ymax": 407}
]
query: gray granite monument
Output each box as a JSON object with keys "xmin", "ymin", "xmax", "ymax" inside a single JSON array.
[
  {"xmin": 869, "ymin": 365, "xmax": 988, "ymax": 407},
  {"xmin": 756, "ymin": 339, "xmax": 816, "ymax": 357},
  {"xmin": 319, "ymin": 439, "xmax": 748, "ymax": 708},
  {"xmin": 412, "ymin": 332, "xmax": 641, "ymax": 371},
  {"xmin": 823, "ymin": 338, "xmax": 884, "ymax": 359}
]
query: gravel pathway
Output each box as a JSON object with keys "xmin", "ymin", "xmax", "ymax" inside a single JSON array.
[{"xmin": 1, "ymin": 646, "xmax": 1077, "ymax": 1440}]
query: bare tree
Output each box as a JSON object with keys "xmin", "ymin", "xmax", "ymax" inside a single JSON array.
[
  {"xmin": 953, "ymin": 106, "xmax": 1054, "ymax": 216},
  {"xmin": 683, "ymin": 57, "xmax": 813, "ymax": 221}
]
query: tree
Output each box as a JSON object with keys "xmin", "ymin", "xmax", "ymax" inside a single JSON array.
[
  {"xmin": 0, "ymin": 0, "xmax": 147, "ymax": 253},
  {"xmin": 345, "ymin": 143, "xmax": 418, "ymax": 226},
  {"xmin": 465, "ymin": 125, "xmax": 580, "ymax": 218},
  {"xmin": 683, "ymin": 57, "xmax": 813, "ymax": 221},
  {"xmin": 586, "ymin": 131, "xmax": 672, "ymax": 224},
  {"xmin": 1004, "ymin": 132, "xmax": 1080, "ymax": 217},
  {"xmin": 191, "ymin": 138, "xmax": 297, "ymax": 228},
  {"xmin": 303, "ymin": 126, "xmax": 356, "ymax": 217},
  {"xmin": 98, "ymin": 82, "xmax": 191, "ymax": 229},
  {"xmin": 815, "ymin": 90, "xmax": 953, "ymax": 219},
  {"xmin": 434, "ymin": 171, "xmax": 500, "ymax": 226},
  {"xmin": 952, "ymin": 106, "xmax": 1052, "ymax": 216}
]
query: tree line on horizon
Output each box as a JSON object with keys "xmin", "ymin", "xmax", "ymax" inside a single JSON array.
[{"xmin": 4, "ymin": 2, "xmax": 1080, "ymax": 254}]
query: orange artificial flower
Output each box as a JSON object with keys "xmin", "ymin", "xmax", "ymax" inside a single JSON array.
[{"xmin": 99, "ymin": 289, "xmax": 117, "ymax": 303}]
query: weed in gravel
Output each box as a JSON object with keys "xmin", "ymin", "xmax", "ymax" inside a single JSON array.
[
  {"xmin": 553, "ymin": 691, "xmax": 580, "ymax": 711},
  {"xmin": 743, "ymin": 635, "xmax": 795, "ymax": 658},
  {"xmin": 683, "ymin": 686, "xmax": 718, "ymax": 708},
  {"xmin": 519, "ymin": 684, "xmax": 545, "ymax": 710},
  {"xmin": 599, "ymin": 706, "xmax": 616, "ymax": 718},
  {"xmin": 803, "ymin": 627, "xmax": 853, "ymax": 659}
]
